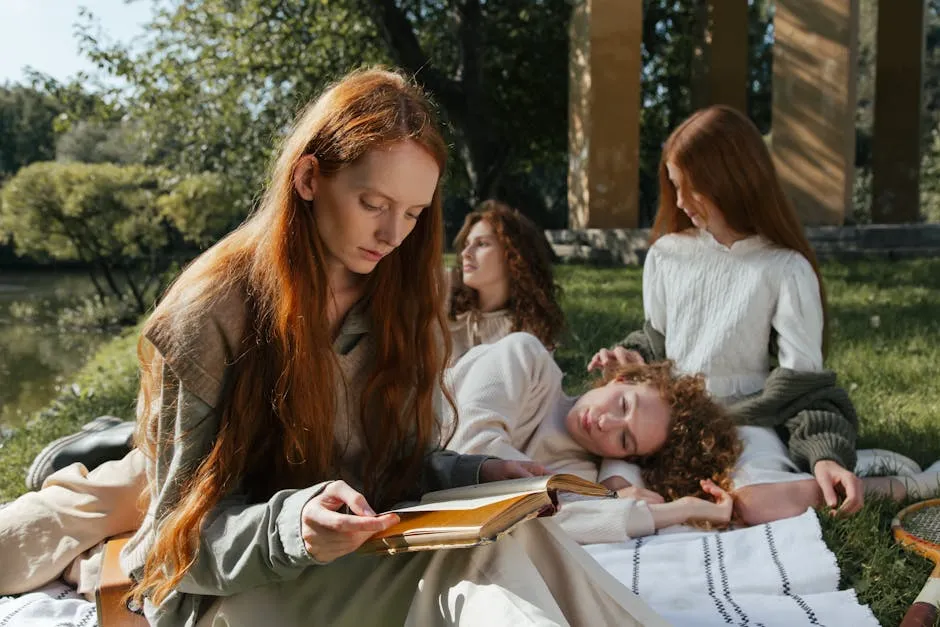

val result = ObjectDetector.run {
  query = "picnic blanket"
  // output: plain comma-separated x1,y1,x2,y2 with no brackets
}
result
0,581,96,627
0,509,880,627
585,508,880,626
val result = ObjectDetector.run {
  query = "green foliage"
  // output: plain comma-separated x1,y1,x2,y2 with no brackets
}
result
0,161,167,263
0,162,236,310
0,85,61,180
157,172,242,246
55,120,147,165
76,0,570,228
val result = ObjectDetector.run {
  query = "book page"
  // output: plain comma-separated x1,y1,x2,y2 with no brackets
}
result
386,490,543,514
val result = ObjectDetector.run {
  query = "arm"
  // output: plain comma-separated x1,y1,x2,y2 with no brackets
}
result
784,404,858,473
555,480,732,544
445,334,562,461
772,255,824,372
142,365,326,596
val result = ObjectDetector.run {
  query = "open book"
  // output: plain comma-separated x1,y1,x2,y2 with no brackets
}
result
358,474,615,555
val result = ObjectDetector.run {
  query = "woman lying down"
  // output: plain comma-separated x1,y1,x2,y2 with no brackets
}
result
444,332,742,542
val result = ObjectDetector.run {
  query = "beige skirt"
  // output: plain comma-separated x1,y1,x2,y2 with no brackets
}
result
196,519,667,627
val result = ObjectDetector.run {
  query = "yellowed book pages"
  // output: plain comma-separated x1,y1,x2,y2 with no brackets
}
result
358,473,614,556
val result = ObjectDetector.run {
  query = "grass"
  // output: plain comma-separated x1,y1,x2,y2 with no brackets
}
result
2,258,940,625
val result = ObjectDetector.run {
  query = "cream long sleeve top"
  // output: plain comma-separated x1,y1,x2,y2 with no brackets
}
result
445,333,657,543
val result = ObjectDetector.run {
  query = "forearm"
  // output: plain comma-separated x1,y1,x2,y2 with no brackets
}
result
648,501,695,529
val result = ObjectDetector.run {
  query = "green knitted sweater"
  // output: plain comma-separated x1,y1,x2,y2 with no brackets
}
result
620,322,858,473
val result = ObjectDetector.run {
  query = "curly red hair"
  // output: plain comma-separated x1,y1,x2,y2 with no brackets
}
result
450,200,565,350
599,361,741,500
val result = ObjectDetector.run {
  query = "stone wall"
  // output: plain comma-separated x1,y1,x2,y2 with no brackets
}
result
545,224,940,265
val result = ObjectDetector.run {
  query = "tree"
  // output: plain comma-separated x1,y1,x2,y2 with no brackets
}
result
0,85,61,180
78,0,571,231
0,162,170,312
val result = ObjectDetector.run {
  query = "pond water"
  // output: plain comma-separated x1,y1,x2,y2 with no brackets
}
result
0,271,111,429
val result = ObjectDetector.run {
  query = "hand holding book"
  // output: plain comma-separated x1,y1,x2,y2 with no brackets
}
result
301,480,400,563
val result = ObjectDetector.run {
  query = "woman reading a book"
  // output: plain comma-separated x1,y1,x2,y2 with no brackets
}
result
448,200,565,362
0,69,663,627
445,333,742,543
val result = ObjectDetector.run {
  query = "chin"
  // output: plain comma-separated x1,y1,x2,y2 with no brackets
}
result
348,259,380,275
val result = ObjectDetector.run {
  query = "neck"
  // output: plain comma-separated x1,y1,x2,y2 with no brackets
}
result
707,226,749,248
326,261,366,335
476,282,509,313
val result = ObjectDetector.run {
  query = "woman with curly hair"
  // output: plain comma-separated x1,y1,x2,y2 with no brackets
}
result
448,200,565,362
446,332,741,542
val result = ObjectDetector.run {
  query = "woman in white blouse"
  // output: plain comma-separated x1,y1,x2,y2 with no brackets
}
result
591,106,917,524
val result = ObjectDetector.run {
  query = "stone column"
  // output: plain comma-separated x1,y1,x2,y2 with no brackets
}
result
704,0,748,112
872,1,925,223
568,0,642,229
772,0,859,225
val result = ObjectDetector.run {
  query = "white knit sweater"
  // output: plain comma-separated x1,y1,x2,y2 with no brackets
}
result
644,229,824,400
445,333,656,543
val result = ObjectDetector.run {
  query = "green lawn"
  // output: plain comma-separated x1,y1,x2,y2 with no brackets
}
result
3,258,940,625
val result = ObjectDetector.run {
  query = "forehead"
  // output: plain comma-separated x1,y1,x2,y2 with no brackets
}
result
467,219,496,239
665,161,683,181
345,140,440,206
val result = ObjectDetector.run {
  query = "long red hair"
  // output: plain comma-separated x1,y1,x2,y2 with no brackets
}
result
652,105,828,354
134,68,452,604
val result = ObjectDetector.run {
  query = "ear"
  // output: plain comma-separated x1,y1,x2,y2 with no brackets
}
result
292,155,318,201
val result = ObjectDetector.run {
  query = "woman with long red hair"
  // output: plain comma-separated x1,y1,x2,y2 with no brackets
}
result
591,105,940,525
0,68,662,626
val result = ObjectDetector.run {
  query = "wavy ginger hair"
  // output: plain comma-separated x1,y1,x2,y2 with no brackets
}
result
450,201,565,350
600,361,741,502
653,105,829,355
133,68,452,605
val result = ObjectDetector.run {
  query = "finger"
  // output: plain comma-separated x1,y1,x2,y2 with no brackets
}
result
838,478,864,515
519,461,550,476
612,346,630,364
817,475,839,509
313,509,400,533
323,481,378,516
700,479,724,497
587,355,601,372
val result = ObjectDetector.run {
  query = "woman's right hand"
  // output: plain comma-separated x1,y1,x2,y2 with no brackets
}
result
678,479,734,526
301,480,400,563
587,347,645,372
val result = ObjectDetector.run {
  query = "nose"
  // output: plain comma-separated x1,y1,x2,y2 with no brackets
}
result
461,245,473,260
596,413,623,432
377,214,405,248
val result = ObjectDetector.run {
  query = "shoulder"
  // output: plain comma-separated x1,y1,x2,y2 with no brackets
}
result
765,246,819,287
144,280,250,406
649,229,699,255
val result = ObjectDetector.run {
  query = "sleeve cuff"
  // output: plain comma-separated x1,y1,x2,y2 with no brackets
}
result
624,500,656,539
275,481,332,566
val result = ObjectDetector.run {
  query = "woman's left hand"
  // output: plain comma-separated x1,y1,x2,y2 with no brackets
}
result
814,460,864,516
479,459,550,483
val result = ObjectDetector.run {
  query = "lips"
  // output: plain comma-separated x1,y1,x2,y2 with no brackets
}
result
579,410,592,432
462,264,477,272
360,247,386,262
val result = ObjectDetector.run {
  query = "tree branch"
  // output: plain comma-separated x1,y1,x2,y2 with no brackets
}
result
361,0,465,115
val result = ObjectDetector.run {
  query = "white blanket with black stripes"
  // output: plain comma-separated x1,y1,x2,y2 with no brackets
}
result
0,581,96,627
584,508,879,627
